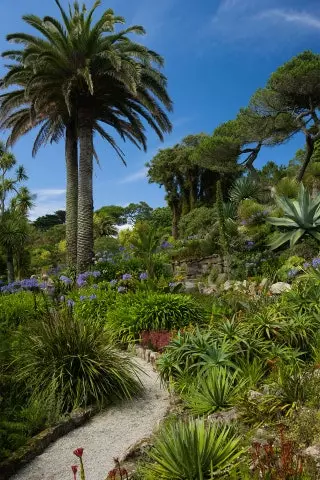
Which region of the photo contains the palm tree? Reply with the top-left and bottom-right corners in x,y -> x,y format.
1,0 -> 172,271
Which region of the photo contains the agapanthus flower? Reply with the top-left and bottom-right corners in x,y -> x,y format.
79,295 -> 86,301
60,275 -> 72,285
60,295 -> 65,302
91,271 -> 101,278
117,286 -> 126,293
110,279 -> 117,286
169,282 -> 177,288
21,278 -> 39,290
67,299 -> 75,307
160,240 -> 172,249
122,273 -> 132,280
139,272 -> 148,280
312,257 -> 320,268
288,268 -> 299,278
303,262 -> 311,269
89,294 -> 97,300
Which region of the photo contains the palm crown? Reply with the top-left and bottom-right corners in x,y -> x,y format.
1,0 -> 172,269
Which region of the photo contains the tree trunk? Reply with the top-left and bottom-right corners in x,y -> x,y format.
172,201 -> 180,239
77,114 -> 94,272
297,136 -> 314,182
7,248 -> 14,283
65,122 -> 78,268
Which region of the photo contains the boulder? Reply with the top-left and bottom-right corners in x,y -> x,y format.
208,407 -> 238,424
270,282 -> 291,295
223,280 -> 233,291
248,390 -> 263,401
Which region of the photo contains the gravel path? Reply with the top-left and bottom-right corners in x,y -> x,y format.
12,358 -> 169,480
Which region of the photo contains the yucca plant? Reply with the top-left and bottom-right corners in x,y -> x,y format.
12,309 -> 142,410
229,177 -> 261,204
184,367 -> 246,415
141,418 -> 242,479
268,183 -> 320,249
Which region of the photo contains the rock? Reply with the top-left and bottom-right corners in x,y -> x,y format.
144,349 -> 152,362
135,347 -> 144,359
184,280 -> 198,293
248,282 -> 257,296
223,280 -> 233,291
150,352 -> 160,367
233,281 -> 243,291
303,444 -> 320,470
252,427 -> 275,445
259,278 -> 269,290
202,286 -> 217,295
207,407 -> 238,424
248,390 -> 263,401
270,282 -> 292,295
242,280 -> 248,288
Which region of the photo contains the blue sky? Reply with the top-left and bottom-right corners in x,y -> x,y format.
0,0 -> 320,219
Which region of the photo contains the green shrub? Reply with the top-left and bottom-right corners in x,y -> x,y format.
0,291 -> 46,328
178,207 -> 215,237
238,199 -> 268,226
107,293 -> 205,342
12,310 -> 142,410
184,367 -> 245,415
141,418 -> 242,479
157,329 -> 234,385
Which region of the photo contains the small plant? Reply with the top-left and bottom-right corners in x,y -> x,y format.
71,449 -> 129,480
140,330 -> 172,352
183,367 -> 245,415
250,427 -> 305,479
140,418 -> 242,479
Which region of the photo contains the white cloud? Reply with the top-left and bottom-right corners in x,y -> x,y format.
29,188 -> 65,221
119,168 -> 147,184
259,9 -> 320,29
205,1 -> 320,47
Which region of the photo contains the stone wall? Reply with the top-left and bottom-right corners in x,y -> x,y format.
173,255 -> 224,280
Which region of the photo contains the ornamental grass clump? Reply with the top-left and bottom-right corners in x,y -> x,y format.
12,310 -> 143,410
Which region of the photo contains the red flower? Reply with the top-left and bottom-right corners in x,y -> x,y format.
73,448 -> 84,458
71,466 -> 78,474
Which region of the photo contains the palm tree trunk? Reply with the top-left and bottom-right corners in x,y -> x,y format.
7,248 -> 14,283
65,122 -> 78,268
77,115 -> 94,272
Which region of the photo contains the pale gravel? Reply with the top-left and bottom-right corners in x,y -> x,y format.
12,358 -> 169,480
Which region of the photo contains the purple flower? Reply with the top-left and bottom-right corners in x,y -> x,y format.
110,279 -> 117,286
60,275 -> 72,285
169,282 -> 177,288
303,262 -> 311,269
312,258 -> 320,268
89,294 -> 97,300
119,246 -> 125,251
79,295 -> 86,301
122,273 -> 132,280
67,299 -> 75,307
20,278 -> 39,290
160,241 -> 172,249
139,272 -> 148,280
92,284 -> 98,289
91,271 -> 101,278
288,268 -> 299,278
117,286 -> 126,293
246,241 -> 255,247
60,295 -> 65,302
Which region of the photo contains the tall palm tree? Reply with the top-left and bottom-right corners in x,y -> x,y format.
1,0 -> 172,271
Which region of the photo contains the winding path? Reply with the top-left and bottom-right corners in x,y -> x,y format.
12,358 -> 169,480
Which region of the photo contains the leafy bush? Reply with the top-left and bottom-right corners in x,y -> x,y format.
178,206 -> 215,237
107,294 -> 205,342
141,418 -> 242,479
13,310 -> 142,410
0,291 -> 45,328
238,199 -> 268,226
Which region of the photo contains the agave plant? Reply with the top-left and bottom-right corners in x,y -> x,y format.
268,183 -> 320,249
229,177 -> 261,204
